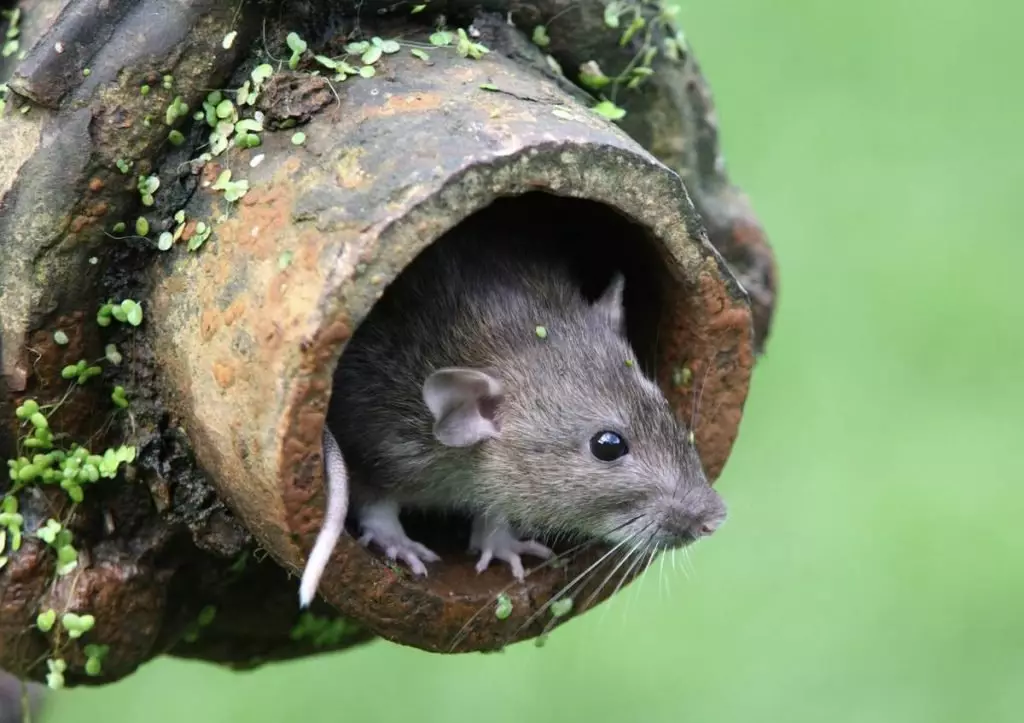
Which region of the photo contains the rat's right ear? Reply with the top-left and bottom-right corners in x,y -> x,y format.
422,368 -> 504,447
592,272 -> 627,337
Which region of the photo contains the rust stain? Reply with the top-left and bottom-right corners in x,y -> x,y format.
211,361 -> 235,389
335,149 -> 368,189
200,308 -> 219,342
87,177 -> 104,192
377,92 -> 443,116
222,299 -> 246,327
69,215 -> 93,233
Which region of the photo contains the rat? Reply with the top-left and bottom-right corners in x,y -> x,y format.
297,214 -> 727,607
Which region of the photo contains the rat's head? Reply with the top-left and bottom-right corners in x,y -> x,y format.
421,273 -> 727,553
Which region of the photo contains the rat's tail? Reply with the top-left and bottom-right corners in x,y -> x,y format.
298,427 -> 350,608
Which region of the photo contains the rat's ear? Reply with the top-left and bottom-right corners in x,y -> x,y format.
422,368 -> 504,447
592,272 -> 627,336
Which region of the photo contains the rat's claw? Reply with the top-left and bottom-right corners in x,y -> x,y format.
470,512 -> 554,581
357,500 -> 441,576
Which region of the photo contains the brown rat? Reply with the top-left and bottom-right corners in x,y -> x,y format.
298,213 -> 726,606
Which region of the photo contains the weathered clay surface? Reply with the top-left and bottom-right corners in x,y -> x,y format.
148,32 -> 753,652
0,0 -> 777,682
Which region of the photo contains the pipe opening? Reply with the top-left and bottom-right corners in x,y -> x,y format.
323,191 -> 669,595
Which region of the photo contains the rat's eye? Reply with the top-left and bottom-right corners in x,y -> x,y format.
590,431 -> 629,462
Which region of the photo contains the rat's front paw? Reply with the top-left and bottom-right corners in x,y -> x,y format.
470,512 -> 554,581
357,500 -> 441,576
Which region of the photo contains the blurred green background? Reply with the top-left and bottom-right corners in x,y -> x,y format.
49,0 -> 1024,721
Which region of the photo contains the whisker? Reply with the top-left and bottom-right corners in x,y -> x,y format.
449,516 -> 644,651
572,527 -> 654,632
618,535 -> 659,624
446,536 -> 598,652
511,529 -> 642,644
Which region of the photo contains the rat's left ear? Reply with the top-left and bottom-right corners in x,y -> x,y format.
422,368 -> 504,447
592,272 -> 627,336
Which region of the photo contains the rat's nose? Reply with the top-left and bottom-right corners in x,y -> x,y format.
660,487 -> 726,546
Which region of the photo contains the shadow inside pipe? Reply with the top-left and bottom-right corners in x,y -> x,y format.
327,191 -> 669,609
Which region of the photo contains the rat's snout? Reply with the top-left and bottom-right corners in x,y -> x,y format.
658,486 -> 727,548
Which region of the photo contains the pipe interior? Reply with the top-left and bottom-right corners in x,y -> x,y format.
326,191 -> 669,574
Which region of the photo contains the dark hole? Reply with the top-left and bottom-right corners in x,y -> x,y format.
337,191 -> 667,565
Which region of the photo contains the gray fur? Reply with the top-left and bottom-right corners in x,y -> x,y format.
327,215 -> 726,554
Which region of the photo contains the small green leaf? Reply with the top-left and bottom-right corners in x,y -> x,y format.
168,129 -> 185,145
378,39 -> 401,54
291,131 -> 306,145
479,83 -> 499,92
61,612 -> 96,638
592,99 -> 627,121
361,45 -> 382,65
549,598 -> 573,618
579,60 -> 611,90
410,48 -> 429,62
619,16 -> 646,47
53,330 -> 69,345
603,2 -> 621,28
535,325 -> 548,339
495,593 -> 513,620
135,217 -> 150,236
411,4 -> 427,13
286,32 -> 307,55
532,26 -> 550,48
358,65 -> 376,78
251,64 -> 273,84
36,609 -> 56,632
429,31 -> 453,47
222,30 -> 237,49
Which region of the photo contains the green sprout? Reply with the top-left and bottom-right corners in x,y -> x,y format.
410,48 -> 430,62
291,131 -> 306,145
429,31 -> 453,47
165,95 -> 189,126
45,658 -> 66,690
455,28 -> 489,59
1,8 -> 21,58
137,174 -> 160,206
579,61 -> 612,90
549,598 -> 573,618
532,26 -> 550,48
672,365 -> 693,388
535,325 -> 548,339
53,330 -> 69,346
61,612 -> 96,639
0,495 -> 24,561
495,593 -> 513,620
34,519 -> 78,575
97,299 -> 144,327
111,385 -> 128,409
211,169 -> 249,203
36,609 -> 57,633
135,216 -> 150,236
61,359 -> 103,385
84,644 -> 109,676
592,99 -> 627,121
188,221 -> 212,252
286,31 -> 307,69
